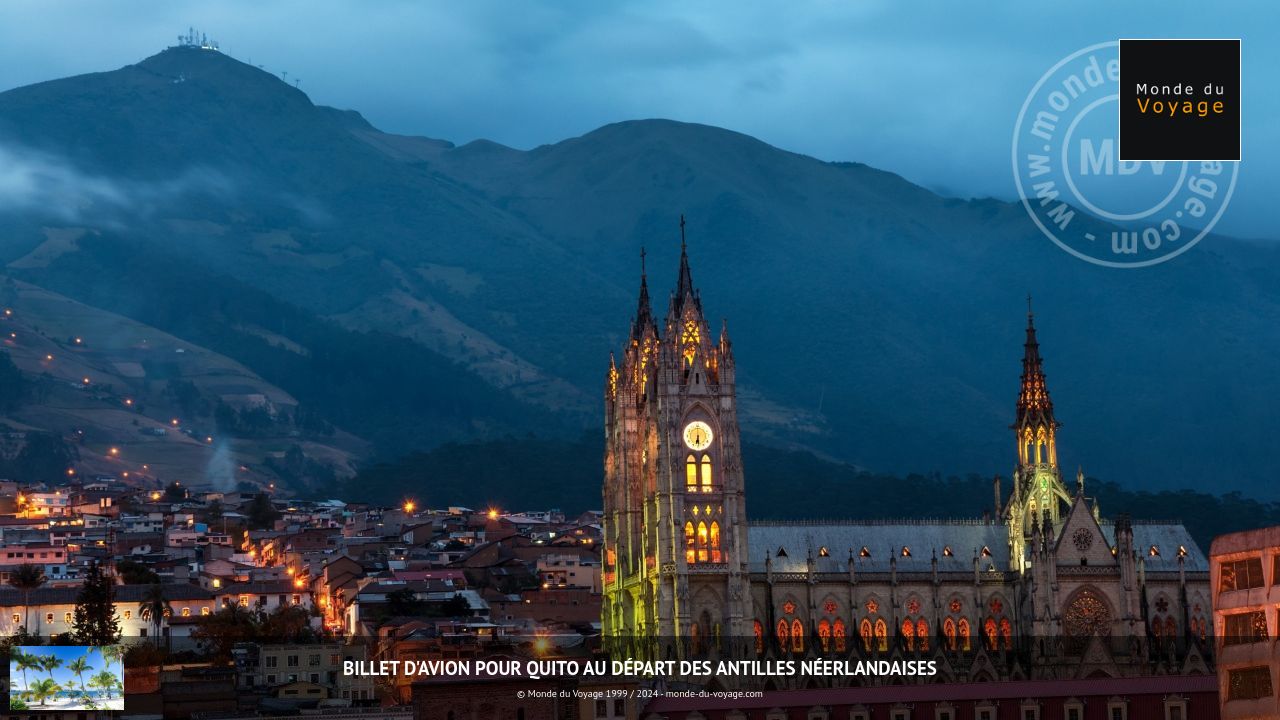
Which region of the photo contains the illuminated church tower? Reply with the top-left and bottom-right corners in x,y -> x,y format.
1005,300 -> 1072,573
602,218 -> 753,659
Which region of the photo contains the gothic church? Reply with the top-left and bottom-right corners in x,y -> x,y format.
602,223 -> 1212,682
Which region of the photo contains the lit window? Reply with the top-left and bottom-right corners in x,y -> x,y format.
202,607 -> 211,616
753,620 -> 763,655
818,546 -> 830,557
958,618 -> 972,651
11,613 -> 18,624
902,546 -> 911,557
791,618 -> 804,653
833,618 -> 846,652
944,617 -> 957,650
902,618 -> 915,651
818,619 -> 831,651
917,618 -> 930,651
46,613 -> 54,624
685,455 -> 697,491
874,618 -> 888,652
859,546 -> 871,558
859,618 -> 873,652
943,546 -> 953,557
181,607 -> 191,617
684,522 -> 696,564
124,610 -> 132,620
700,455 -> 713,491
696,522 -> 709,562
709,522 -> 722,563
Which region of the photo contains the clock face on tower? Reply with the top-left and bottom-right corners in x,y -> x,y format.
683,421 -> 714,451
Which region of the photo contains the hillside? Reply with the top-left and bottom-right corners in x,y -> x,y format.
2,46 -> 1279,497
0,272 -> 362,492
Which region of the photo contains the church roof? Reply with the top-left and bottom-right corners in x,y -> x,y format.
746,519 -> 1209,574
1100,521 -> 1209,572
747,521 -> 1010,574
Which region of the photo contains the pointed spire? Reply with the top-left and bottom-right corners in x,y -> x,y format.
1076,466 -> 1085,496
668,214 -> 701,321
631,247 -> 654,339
1015,295 -> 1058,430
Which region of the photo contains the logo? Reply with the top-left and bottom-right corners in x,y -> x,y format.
1012,42 -> 1238,268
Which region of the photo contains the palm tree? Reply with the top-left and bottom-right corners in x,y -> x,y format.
138,583 -> 172,647
98,645 -> 123,675
39,653 -> 62,683
89,670 -> 118,700
11,648 -> 41,695
66,655 -> 92,694
27,678 -> 60,707
8,563 -> 46,634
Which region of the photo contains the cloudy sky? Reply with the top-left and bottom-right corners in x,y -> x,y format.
0,1 -> 1272,238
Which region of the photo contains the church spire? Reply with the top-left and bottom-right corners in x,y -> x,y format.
1015,295 -> 1058,431
631,247 -> 655,339
669,214 -> 701,320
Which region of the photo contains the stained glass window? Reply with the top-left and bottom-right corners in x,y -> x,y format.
833,619 -> 846,652
984,618 -> 998,650
902,619 -> 916,651
1000,617 -> 1013,650
860,619 -> 873,652
754,620 -> 763,655
824,599 -> 838,615
684,522 -> 695,564
777,619 -> 790,649
958,618 -> 971,652
818,620 -> 831,652
700,455 -> 713,492
874,618 -> 888,652
944,618 -> 957,651
917,619 -> 930,651
696,522 -> 708,562
685,455 -> 697,492
709,522 -> 722,563
791,619 -> 804,653
1064,589 -> 1111,638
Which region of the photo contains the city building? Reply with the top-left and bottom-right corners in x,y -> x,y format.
1210,526 -> 1280,719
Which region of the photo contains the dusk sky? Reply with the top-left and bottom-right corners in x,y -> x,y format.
0,0 -> 1272,238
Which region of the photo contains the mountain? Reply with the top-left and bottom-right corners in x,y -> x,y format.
2,46 -> 1279,497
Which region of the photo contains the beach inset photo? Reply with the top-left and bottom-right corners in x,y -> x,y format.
8,645 -> 124,712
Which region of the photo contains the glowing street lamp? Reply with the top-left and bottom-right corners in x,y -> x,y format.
487,508 -> 499,520
403,500 -> 416,513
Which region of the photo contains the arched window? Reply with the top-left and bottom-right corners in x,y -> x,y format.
1164,616 -> 1177,639
984,618 -> 998,650
833,618 -> 846,652
690,621 -> 701,655
754,620 -> 763,655
958,618 -> 971,652
874,618 -> 888,652
686,455 -> 697,491
944,617 -> 957,651
777,619 -> 789,651
684,522 -> 696,564
818,620 -> 831,652
701,455 -> 713,492
1000,617 -> 1013,650
859,619 -> 873,652
791,618 -> 804,653
696,522 -> 709,562
917,618 -> 930,651
709,522 -> 722,563
1153,619 -> 1164,640
902,619 -> 916,651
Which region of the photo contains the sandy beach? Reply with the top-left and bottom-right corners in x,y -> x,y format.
14,696 -> 125,711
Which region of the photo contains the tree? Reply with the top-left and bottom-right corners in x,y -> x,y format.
246,493 -> 280,529
114,559 -> 160,585
11,648 -> 41,698
8,563 -> 46,634
98,645 -> 124,676
163,481 -> 185,503
138,583 -> 172,647
27,678 -> 60,707
66,655 -> 93,694
71,561 -> 121,644
191,603 -> 258,664
89,670 -> 119,700
39,652 -> 62,682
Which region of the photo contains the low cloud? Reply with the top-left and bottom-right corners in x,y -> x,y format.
0,143 -> 235,222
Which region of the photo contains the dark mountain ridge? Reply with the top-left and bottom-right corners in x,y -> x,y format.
2,47 -> 1278,497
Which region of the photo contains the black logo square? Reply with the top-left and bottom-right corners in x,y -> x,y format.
1119,39 -> 1240,161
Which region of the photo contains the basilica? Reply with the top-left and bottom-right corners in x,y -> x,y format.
601,224 -> 1212,683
